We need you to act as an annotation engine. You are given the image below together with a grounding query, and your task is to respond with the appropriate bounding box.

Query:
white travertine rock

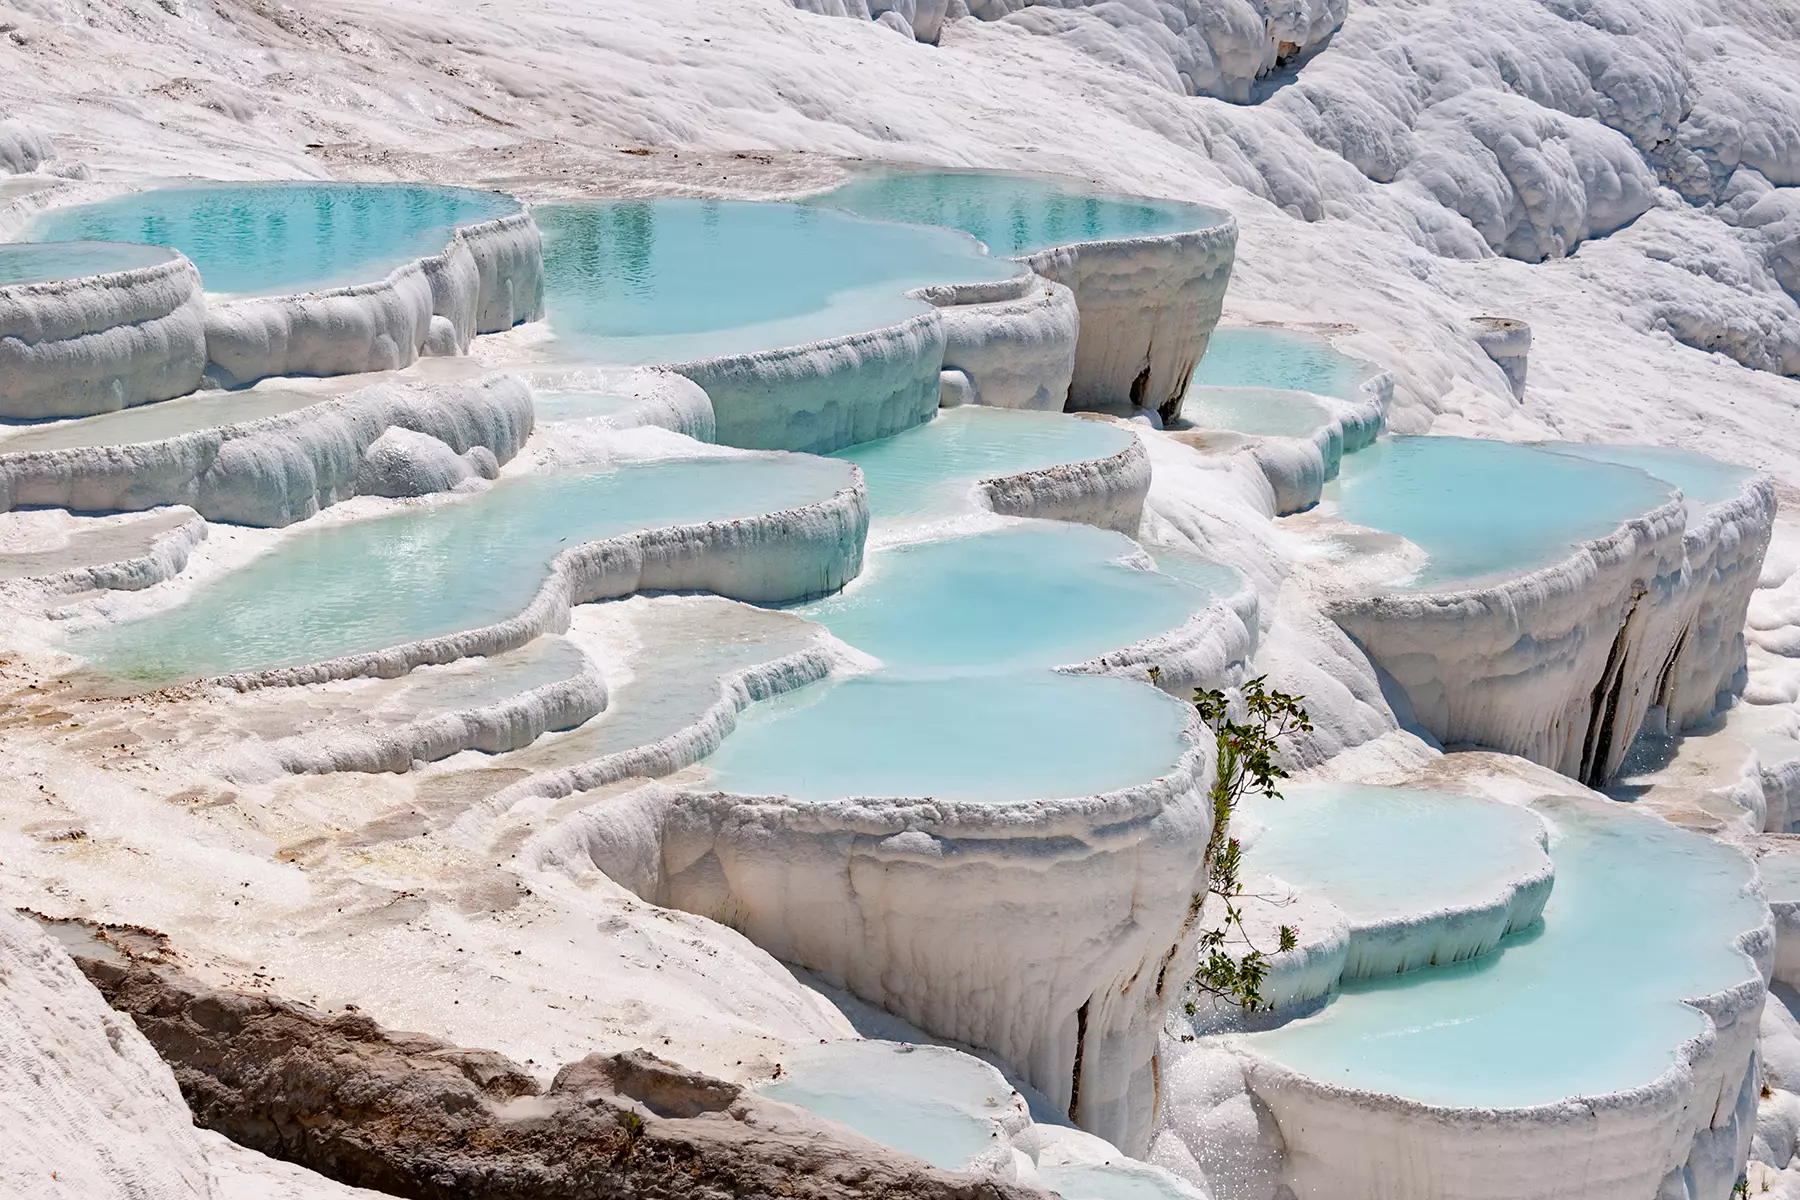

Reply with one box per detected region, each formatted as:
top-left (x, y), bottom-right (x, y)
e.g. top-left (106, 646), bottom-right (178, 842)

top-left (966, 0), bottom-right (1347, 102)
top-left (0, 374), bottom-right (535, 528)
top-left (354, 426), bottom-right (482, 498)
top-left (674, 313), bottom-right (944, 454)
top-left (0, 909), bottom-right (214, 1199)
top-left (977, 432), bottom-right (1152, 535)
top-left (1326, 473), bottom-right (1777, 786)
top-left (0, 506), bottom-right (206, 595)
top-left (1468, 317), bottom-right (1531, 400)
top-left (205, 211), bottom-right (544, 388)
top-left (0, 249), bottom-right (208, 420)
top-left (0, 118), bottom-right (55, 174)
top-left (568, 716), bottom-right (1215, 1157)
top-left (1022, 220), bottom-right (1238, 423)
top-left (914, 273), bottom-right (1080, 411)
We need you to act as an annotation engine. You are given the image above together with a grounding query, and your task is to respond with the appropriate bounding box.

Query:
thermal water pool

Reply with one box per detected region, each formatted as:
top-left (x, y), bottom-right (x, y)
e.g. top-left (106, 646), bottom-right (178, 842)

top-left (804, 168), bottom-right (1225, 256)
top-left (535, 199), bottom-right (1020, 365)
top-left (0, 241), bottom-right (177, 287)
top-left (758, 1041), bottom-right (1024, 1172)
top-left (0, 384), bottom-right (340, 451)
top-left (794, 522), bottom-right (1212, 672)
top-left (699, 522), bottom-right (1209, 804)
top-left (1239, 783), bottom-right (1553, 978)
top-left (1321, 437), bottom-right (1678, 588)
top-left (1544, 442), bottom-right (1757, 509)
top-left (1241, 794), bottom-right (1764, 1108)
top-left (827, 406), bottom-right (1135, 521)
top-left (1190, 328), bottom-right (1375, 400)
top-left (26, 183), bottom-right (520, 296)
top-left (69, 454), bottom-right (858, 682)
top-left (1182, 386), bottom-right (1335, 440)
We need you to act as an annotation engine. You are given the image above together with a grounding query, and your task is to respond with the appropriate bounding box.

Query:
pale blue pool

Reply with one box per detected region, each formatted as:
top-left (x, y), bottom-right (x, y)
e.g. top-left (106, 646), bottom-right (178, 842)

top-left (537, 199), bottom-right (1019, 364)
top-left (1759, 851), bottom-right (1800, 904)
top-left (1323, 437), bottom-right (1677, 588)
top-left (828, 407), bottom-right (1134, 521)
top-left (531, 391), bottom-right (641, 424)
top-left (1544, 443), bottom-right (1756, 509)
top-left (1243, 784), bottom-right (1548, 928)
top-left (795, 524), bottom-right (1212, 673)
top-left (0, 241), bottom-right (176, 287)
top-left (806, 169), bottom-right (1225, 257)
top-left (1191, 328), bottom-right (1372, 400)
top-left (71, 454), bottom-right (857, 681)
top-left (759, 1042), bottom-right (1017, 1172)
top-left (0, 385), bottom-right (329, 450)
top-left (1184, 385), bottom-right (1333, 439)
top-left (27, 183), bottom-right (519, 297)
top-left (1242, 795), bottom-right (1764, 1108)
top-left (702, 671), bottom-right (1192, 804)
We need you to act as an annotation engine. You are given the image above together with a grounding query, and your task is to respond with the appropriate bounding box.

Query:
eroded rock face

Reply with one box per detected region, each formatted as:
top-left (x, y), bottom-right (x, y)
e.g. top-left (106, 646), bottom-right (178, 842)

top-left (78, 954), bottom-right (1050, 1200)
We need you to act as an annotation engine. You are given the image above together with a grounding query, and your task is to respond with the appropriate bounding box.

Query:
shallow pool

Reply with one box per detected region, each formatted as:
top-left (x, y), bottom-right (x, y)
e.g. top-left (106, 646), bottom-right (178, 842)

top-left (530, 391), bottom-right (642, 424)
top-left (536, 198), bottom-right (1018, 364)
top-left (759, 1041), bottom-right (1020, 1172)
top-left (1543, 443), bottom-right (1756, 509)
top-left (0, 241), bottom-right (177, 287)
top-left (27, 183), bottom-right (520, 297)
top-left (1242, 795), bottom-right (1764, 1108)
top-left (806, 168), bottom-right (1224, 257)
top-left (0, 385), bottom-right (332, 451)
top-left (1242, 784), bottom-right (1548, 930)
top-left (1191, 328), bottom-right (1373, 400)
top-left (702, 671), bottom-right (1192, 804)
top-left (1322, 437), bottom-right (1676, 588)
top-left (828, 406), bottom-right (1133, 521)
top-left (71, 454), bottom-right (857, 681)
top-left (1183, 385), bottom-right (1333, 439)
top-left (795, 523), bottom-right (1211, 673)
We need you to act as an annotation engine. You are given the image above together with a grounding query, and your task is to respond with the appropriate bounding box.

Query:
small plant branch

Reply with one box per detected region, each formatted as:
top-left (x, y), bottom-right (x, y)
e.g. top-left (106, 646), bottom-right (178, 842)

top-left (1178, 674), bottom-right (1311, 1015)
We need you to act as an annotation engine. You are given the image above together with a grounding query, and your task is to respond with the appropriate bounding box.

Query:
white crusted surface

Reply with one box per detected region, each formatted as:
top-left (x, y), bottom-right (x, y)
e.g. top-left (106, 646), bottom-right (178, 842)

top-left (919, 273), bottom-right (1080, 411)
top-left (0, 373), bottom-right (535, 527)
top-left (0, 248), bottom-right (207, 419)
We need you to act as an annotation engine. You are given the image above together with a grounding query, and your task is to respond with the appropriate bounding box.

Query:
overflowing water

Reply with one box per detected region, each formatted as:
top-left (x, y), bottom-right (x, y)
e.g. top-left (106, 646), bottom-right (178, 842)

top-left (27, 183), bottom-right (519, 296)
top-left (806, 168), bottom-right (1224, 257)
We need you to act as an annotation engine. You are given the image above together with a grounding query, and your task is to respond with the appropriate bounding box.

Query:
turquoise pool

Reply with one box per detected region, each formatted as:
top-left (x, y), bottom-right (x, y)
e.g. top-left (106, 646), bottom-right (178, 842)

top-left (828, 406), bottom-right (1134, 521)
top-left (1544, 443), bottom-right (1756, 509)
top-left (27, 183), bottom-right (520, 297)
top-left (702, 670), bottom-right (1192, 804)
top-left (1242, 795), bottom-right (1764, 1108)
top-left (1191, 328), bottom-right (1373, 400)
top-left (795, 523), bottom-right (1212, 673)
top-left (1322, 437), bottom-right (1677, 588)
top-left (71, 454), bottom-right (857, 681)
top-left (0, 241), bottom-right (177, 287)
top-left (806, 168), bottom-right (1225, 257)
top-left (536, 198), bottom-right (1019, 364)
top-left (1184, 385), bottom-right (1334, 439)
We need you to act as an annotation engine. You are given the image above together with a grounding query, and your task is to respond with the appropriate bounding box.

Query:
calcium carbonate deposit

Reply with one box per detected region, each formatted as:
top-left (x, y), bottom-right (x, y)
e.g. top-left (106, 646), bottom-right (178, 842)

top-left (3, 1), bottom-right (1800, 1199)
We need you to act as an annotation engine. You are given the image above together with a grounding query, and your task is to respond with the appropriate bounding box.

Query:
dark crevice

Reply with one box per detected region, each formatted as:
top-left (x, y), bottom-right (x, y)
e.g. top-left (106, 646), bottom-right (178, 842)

top-left (1068, 998), bottom-right (1091, 1124)
top-left (1580, 599), bottom-right (1641, 788)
